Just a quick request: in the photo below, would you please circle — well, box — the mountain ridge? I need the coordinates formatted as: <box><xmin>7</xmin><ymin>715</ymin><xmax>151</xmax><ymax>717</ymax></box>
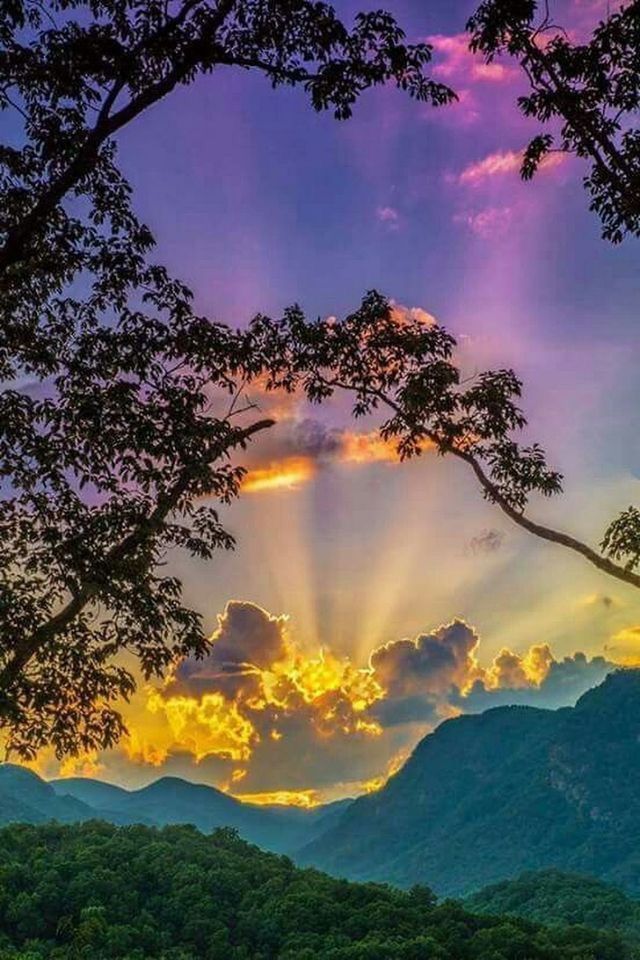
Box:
<box><xmin>0</xmin><ymin>763</ymin><xmax>351</xmax><ymax>854</ymax></box>
<box><xmin>298</xmin><ymin>669</ymin><xmax>640</xmax><ymax>896</ymax></box>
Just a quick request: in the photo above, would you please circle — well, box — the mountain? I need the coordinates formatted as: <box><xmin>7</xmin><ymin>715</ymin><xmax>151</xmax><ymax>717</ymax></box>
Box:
<box><xmin>0</xmin><ymin>821</ymin><xmax>632</xmax><ymax>960</ymax></box>
<box><xmin>52</xmin><ymin>774</ymin><xmax>349</xmax><ymax>851</ymax></box>
<box><xmin>467</xmin><ymin>869</ymin><xmax>640</xmax><ymax>943</ymax></box>
<box><xmin>0</xmin><ymin>764</ymin><xmax>96</xmax><ymax>825</ymax></box>
<box><xmin>299</xmin><ymin>669</ymin><xmax>640</xmax><ymax>896</ymax></box>
<box><xmin>0</xmin><ymin>764</ymin><xmax>348</xmax><ymax>854</ymax></box>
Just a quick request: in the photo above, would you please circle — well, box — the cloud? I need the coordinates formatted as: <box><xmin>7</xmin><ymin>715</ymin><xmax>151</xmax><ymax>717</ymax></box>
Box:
<box><xmin>454</xmin><ymin>205</ymin><xmax>514</xmax><ymax>238</ymax></box>
<box><xmin>241</xmin><ymin>457</ymin><xmax>316</xmax><ymax>493</ymax></box>
<box><xmin>469</xmin><ymin>529</ymin><xmax>505</xmax><ymax>554</ymax></box>
<box><xmin>390</xmin><ymin>303</ymin><xmax>437</xmax><ymax>328</ymax></box>
<box><xmin>458</xmin><ymin>148</ymin><xmax>565</xmax><ymax>186</ymax></box>
<box><xmin>457</xmin><ymin>651</ymin><xmax>613</xmax><ymax>713</ymax></box>
<box><xmin>171</xmin><ymin>600</ymin><xmax>290</xmax><ymax>697</ymax></box>
<box><xmin>606</xmin><ymin>625</ymin><xmax>640</xmax><ymax>664</ymax></box>
<box><xmin>376</xmin><ymin>205</ymin><xmax>401</xmax><ymax>230</ymax></box>
<box><xmin>32</xmin><ymin>601</ymin><xmax>630</xmax><ymax>803</ymax></box>
<box><xmin>368</xmin><ymin>620</ymin><xmax>483</xmax><ymax>726</ymax></box>
<box><xmin>142</xmin><ymin>601</ymin><xmax>392</xmax><ymax>797</ymax></box>
<box><xmin>234</xmin><ymin>305</ymin><xmax>439</xmax><ymax>496</ymax></box>
<box><xmin>429</xmin><ymin>34</ymin><xmax>516</xmax><ymax>84</ymax></box>
<box><xmin>239</xmin><ymin>415</ymin><xmax>435</xmax><ymax>495</ymax></box>
<box><xmin>371</xmin><ymin>620</ymin><xmax>482</xmax><ymax>699</ymax></box>
<box><xmin>140</xmin><ymin>609</ymin><xmax>620</xmax><ymax>798</ymax></box>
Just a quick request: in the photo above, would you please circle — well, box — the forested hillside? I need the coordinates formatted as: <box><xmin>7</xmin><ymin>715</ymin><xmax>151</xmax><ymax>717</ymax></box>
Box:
<box><xmin>301</xmin><ymin>671</ymin><xmax>640</xmax><ymax>895</ymax></box>
<box><xmin>0</xmin><ymin>822</ymin><xmax>632</xmax><ymax>960</ymax></box>
<box><xmin>467</xmin><ymin>870</ymin><xmax>640</xmax><ymax>944</ymax></box>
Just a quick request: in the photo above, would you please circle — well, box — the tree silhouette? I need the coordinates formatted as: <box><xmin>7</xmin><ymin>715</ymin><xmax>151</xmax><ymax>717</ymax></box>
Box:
<box><xmin>250</xmin><ymin>292</ymin><xmax>640</xmax><ymax>592</ymax></box>
<box><xmin>468</xmin><ymin>0</ymin><xmax>640</xmax><ymax>242</ymax></box>
<box><xmin>0</xmin><ymin>0</ymin><xmax>454</xmax><ymax>757</ymax></box>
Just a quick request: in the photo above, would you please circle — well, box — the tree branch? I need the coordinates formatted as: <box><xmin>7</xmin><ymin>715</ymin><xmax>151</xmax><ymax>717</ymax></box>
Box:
<box><xmin>0</xmin><ymin>415</ymin><xmax>274</xmax><ymax>699</ymax></box>
<box><xmin>453</xmin><ymin>445</ymin><xmax>640</xmax><ymax>590</ymax></box>
<box><xmin>364</xmin><ymin>382</ymin><xmax>640</xmax><ymax>591</ymax></box>
<box><xmin>0</xmin><ymin>0</ymin><xmax>237</xmax><ymax>275</ymax></box>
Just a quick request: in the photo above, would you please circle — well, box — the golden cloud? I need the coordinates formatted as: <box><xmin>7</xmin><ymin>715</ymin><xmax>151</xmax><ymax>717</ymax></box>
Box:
<box><xmin>108</xmin><ymin>603</ymin><xmax>613</xmax><ymax>804</ymax></box>
<box><xmin>241</xmin><ymin>456</ymin><xmax>317</xmax><ymax>493</ymax></box>
<box><xmin>240</xmin><ymin>426</ymin><xmax>436</xmax><ymax>495</ymax></box>
<box><xmin>606</xmin><ymin>626</ymin><xmax>640</xmax><ymax>665</ymax></box>
<box><xmin>25</xmin><ymin>603</ymin><xmax>619</xmax><ymax>805</ymax></box>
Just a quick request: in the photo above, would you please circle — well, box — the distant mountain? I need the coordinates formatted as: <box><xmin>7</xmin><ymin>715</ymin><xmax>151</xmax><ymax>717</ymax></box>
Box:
<box><xmin>299</xmin><ymin>670</ymin><xmax>640</xmax><ymax>896</ymax></box>
<box><xmin>0</xmin><ymin>765</ymin><xmax>96</xmax><ymax>825</ymax></box>
<box><xmin>52</xmin><ymin>774</ymin><xmax>350</xmax><ymax>851</ymax></box>
<box><xmin>467</xmin><ymin>870</ymin><xmax>640</xmax><ymax>943</ymax></box>
<box><xmin>50</xmin><ymin>775</ymin><xmax>131</xmax><ymax>812</ymax></box>
<box><xmin>0</xmin><ymin>763</ymin><xmax>349</xmax><ymax>854</ymax></box>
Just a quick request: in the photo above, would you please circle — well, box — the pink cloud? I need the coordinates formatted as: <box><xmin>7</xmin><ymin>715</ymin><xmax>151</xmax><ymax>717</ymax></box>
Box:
<box><xmin>460</xmin><ymin>149</ymin><xmax>522</xmax><ymax>184</ymax></box>
<box><xmin>429</xmin><ymin>34</ymin><xmax>517</xmax><ymax>84</ymax></box>
<box><xmin>454</xmin><ymin>206</ymin><xmax>514</xmax><ymax>239</ymax></box>
<box><xmin>459</xmin><ymin>148</ymin><xmax>565</xmax><ymax>185</ymax></box>
<box><xmin>376</xmin><ymin>205</ymin><xmax>401</xmax><ymax>230</ymax></box>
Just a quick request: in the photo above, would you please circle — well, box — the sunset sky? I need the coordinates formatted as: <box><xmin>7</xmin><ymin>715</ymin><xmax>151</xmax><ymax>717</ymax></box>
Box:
<box><xmin>32</xmin><ymin>0</ymin><xmax>640</xmax><ymax>803</ymax></box>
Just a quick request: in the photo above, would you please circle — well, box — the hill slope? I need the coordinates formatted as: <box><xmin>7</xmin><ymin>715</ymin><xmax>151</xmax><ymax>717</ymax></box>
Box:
<box><xmin>0</xmin><ymin>764</ymin><xmax>97</xmax><ymax>825</ymax></box>
<box><xmin>52</xmin><ymin>773</ymin><xmax>346</xmax><ymax>851</ymax></box>
<box><xmin>0</xmin><ymin>821</ymin><xmax>632</xmax><ymax>960</ymax></box>
<box><xmin>300</xmin><ymin>670</ymin><xmax>640</xmax><ymax>896</ymax></box>
<box><xmin>467</xmin><ymin>870</ymin><xmax>640</xmax><ymax>942</ymax></box>
<box><xmin>0</xmin><ymin>766</ymin><xmax>352</xmax><ymax>854</ymax></box>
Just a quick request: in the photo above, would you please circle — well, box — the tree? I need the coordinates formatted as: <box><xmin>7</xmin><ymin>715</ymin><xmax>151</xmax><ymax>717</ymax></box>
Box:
<box><xmin>467</xmin><ymin>0</ymin><xmax>640</xmax><ymax>243</ymax></box>
<box><xmin>0</xmin><ymin>821</ymin><xmax>632</xmax><ymax>959</ymax></box>
<box><xmin>249</xmin><ymin>291</ymin><xmax>640</xmax><ymax>592</ymax></box>
<box><xmin>0</xmin><ymin>0</ymin><xmax>455</xmax><ymax>757</ymax></box>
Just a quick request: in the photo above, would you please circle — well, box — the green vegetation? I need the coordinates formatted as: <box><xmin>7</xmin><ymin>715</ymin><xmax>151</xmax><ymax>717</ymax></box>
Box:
<box><xmin>0</xmin><ymin>821</ymin><xmax>633</xmax><ymax>960</ymax></box>
<box><xmin>467</xmin><ymin>870</ymin><xmax>640</xmax><ymax>944</ymax></box>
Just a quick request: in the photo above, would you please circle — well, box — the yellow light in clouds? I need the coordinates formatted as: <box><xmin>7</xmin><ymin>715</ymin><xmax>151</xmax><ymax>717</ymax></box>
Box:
<box><xmin>146</xmin><ymin>689</ymin><xmax>256</xmax><ymax>762</ymax></box>
<box><xmin>340</xmin><ymin>431</ymin><xmax>434</xmax><ymax>465</ymax></box>
<box><xmin>287</xmin><ymin>648</ymin><xmax>381</xmax><ymax>707</ymax></box>
<box><xmin>340</xmin><ymin>431</ymin><xmax>402</xmax><ymax>464</ymax></box>
<box><xmin>233</xmin><ymin>789</ymin><xmax>321</xmax><ymax>808</ymax></box>
<box><xmin>58</xmin><ymin>752</ymin><xmax>103</xmax><ymax>779</ymax></box>
<box><xmin>607</xmin><ymin>626</ymin><xmax>640</xmax><ymax>665</ymax></box>
<box><xmin>241</xmin><ymin>457</ymin><xmax>315</xmax><ymax>493</ymax></box>
<box><xmin>358</xmin><ymin>748</ymin><xmax>410</xmax><ymax>795</ymax></box>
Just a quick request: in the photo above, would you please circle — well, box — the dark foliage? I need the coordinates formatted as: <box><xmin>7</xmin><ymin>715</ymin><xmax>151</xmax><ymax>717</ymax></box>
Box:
<box><xmin>0</xmin><ymin>820</ymin><xmax>632</xmax><ymax>959</ymax></box>
<box><xmin>468</xmin><ymin>0</ymin><xmax>640</xmax><ymax>242</ymax></box>
<box><xmin>0</xmin><ymin>1</ymin><xmax>454</xmax><ymax>757</ymax></box>
<box><xmin>467</xmin><ymin>869</ymin><xmax>640</xmax><ymax>945</ymax></box>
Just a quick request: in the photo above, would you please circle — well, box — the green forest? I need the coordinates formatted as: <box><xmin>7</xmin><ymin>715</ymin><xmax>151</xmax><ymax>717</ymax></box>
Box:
<box><xmin>0</xmin><ymin>822</ymin><xmax>634</xmax><ymax>960</ymax></box>
<box><xmin>467</xmin><ymin>870</ymin><xmax>640</xmax><ymax>944</ymax></box>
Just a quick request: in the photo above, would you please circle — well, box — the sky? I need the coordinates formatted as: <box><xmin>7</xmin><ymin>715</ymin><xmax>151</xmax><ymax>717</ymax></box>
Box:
<box><xmin>30</xmin><ymin>0</ymin><xmax>640</xmax><ymax>804</ymax></box>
